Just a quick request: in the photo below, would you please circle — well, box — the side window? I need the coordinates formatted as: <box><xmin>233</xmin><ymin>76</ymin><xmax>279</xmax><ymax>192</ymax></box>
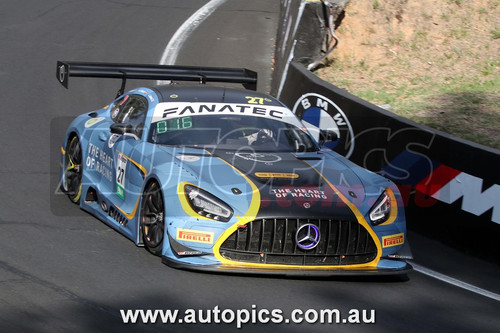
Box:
<box><xmin>110</xmin><ymin>95</ymin><xmax>148</xmax><ymax>138</ymax></box>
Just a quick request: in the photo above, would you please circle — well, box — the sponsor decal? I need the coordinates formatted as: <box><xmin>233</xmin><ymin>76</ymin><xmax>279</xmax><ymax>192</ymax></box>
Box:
<box><xmin>84</xmin><ymin>117</ymin><xmax>105</xmax><ymax>128</ymax></box>
<box><xmin>176</xmin><ymin>228</ymin><xmax>214</xmax><ymax>244</ymax></box>
<box><xmin>269</xmin><ymin>187</ymin><xmax>328</xmax><ymax>200</ymax></box>
<box><xmin>292</xmin><ymin>93</ymin><xmax>354</xmax><ymax>158</ymax></box>
<box><xmin>255</xmin><ymin>172</ymin><xmax>299</xmax><ymax>179</ymax></box>
<box><xmin>382</xmin><ymin>233</ymin><xmax>404</xmax><ymax>248</ymax></box>
<box><xmin>136</xmin><ymin>90</ymin><xmax>155</xmax><ymax>103</ymax></box>
<box><xmin>153</xmin><ymin>102</ymin><xmax>292</xmax><ymax>124</ymax></box>
<box><xmin>108</xmin><ymin>133</ymin><xmax>121</xmax><ymax>148</ymax></box>
<box><xmin>384</xmin><ymin>150</ymin><xmax>500</xmax><ymax>224</ymax></box>
<box><xmin>116</xmin><ymin>153</ymin><xmax>127</xmax><ymax>199</ymax></box>
<box><xmin>177</xmin><ymin>250</ymin><xmax>203</xmax><ymax>256</ymax></box>
<box><xmin>176</xmin><ymin>155</ymin><xmax>201</xmax><ymax>162</ymax></box>
<box><xmin>86</xmin><ymin>142</ymin><xmax>113</xmax><ymax>182</ymax></box>
<box><xmin>430</xmin><ymin>172</ymin><xmax>500</xmax><ymax>224</ymax></box>
<box><xmin>111</xmin><ymin>107</ymin><xmax>120</xmax><ymax>119</ymax></box>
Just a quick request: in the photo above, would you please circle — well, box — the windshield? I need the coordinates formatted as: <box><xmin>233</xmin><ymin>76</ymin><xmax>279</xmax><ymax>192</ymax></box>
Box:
<box><xmin>149</xmin><ymin>115</ymin><xmax>318</xmax><ymax>152</ymax></box>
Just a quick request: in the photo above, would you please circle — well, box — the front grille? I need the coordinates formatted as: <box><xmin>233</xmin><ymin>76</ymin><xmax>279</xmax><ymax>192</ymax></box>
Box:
<box><xmin>219</xmin><ymin>219</ymin><xmax>377</xmax><ymax>266</ymax></box>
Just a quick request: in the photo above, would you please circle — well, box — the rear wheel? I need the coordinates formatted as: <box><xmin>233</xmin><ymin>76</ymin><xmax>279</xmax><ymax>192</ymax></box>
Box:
<box><xmin>64</xmin><ymin>135</ymin><xmax>82</xmax><ymax>203</ymax></box>
<box><xmin>140</xmin><ymin>181</ymin><xmax>165</xmax><ymax>256</ymax></box>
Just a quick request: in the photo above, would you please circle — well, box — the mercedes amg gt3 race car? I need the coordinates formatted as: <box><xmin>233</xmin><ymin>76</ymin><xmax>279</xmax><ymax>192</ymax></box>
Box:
<box><xmin>57</xmin><ymin>61</ymin><xmax>412</xmax><ymax>275</ymax></box>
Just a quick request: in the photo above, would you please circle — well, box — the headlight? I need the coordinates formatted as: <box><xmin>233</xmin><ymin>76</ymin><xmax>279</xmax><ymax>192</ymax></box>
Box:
<box><xmin>369</xmin><ymin>190</ymin><xmax>391</xmax><ymax>225</ymax></box>
<box><xmin>184</xmin><ymin>185</ymin><xmax>233</xmax><ymax>222</ymax></box>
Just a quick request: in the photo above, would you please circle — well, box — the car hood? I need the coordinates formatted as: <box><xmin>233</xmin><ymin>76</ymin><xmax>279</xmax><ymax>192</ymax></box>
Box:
<box><xmin>159</xmin><ymin>147</ymin><xmax>379</xmax><ymax>221</ymax></box>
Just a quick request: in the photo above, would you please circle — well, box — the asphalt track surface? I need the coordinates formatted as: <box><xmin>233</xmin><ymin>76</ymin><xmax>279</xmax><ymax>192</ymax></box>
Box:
<box><xmin>1</xmin><ymin>1</ymin><xmax>499</xmax><ymax>332</ymax></box>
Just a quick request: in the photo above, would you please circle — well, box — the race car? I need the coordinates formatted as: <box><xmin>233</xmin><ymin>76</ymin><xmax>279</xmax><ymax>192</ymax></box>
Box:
<box><xmin>57</xmin><ymin>61</ymin><xmax>412</xmax><ymax>275</ymax></box>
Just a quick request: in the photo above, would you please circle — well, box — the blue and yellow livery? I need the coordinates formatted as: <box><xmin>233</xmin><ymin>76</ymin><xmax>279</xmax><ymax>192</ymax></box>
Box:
<box><xmin>58</xmin><ymin>61</ymin><xmax>411</xmax><ymax>275</ymax></box>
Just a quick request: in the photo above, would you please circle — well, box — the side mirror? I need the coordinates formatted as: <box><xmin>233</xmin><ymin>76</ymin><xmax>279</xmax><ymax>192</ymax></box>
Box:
<box><xmin>319</xmin><ymin>129</ymin><xmax>338</xmax><ymax>146</ymax></box>
<box><xmin>110</xmin><ymin>123</ymin><xmax>138</xmax><ymax>139</ymax></box>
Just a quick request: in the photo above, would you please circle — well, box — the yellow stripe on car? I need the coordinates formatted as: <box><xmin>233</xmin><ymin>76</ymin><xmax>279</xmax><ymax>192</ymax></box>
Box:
<box><xmin>115</xmin><ymin>149</ymin><xmax>148</xmax><ymax>175</ymax></box>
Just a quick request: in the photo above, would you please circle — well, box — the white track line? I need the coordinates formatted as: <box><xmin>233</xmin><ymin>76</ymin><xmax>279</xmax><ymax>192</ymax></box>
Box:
<box><xmin>277</xmin><ymin>1</ymin><xmax>306</xmax><ymax>99</ymax></box>
<box><xmin>410</xmin><ymin>262</ymin><xmax>500</xmax><ymax>302</ymax></box>
<box><xmin>159</xmin><ymin>0</ymin><xmax>227</xmax><ymax>66</ymax></box>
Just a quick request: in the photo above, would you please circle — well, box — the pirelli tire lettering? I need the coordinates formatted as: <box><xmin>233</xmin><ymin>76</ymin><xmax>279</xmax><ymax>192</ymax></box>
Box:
<box><xmin>293</xmin><ymin>93</ymin><xmax>355</xmax><ymax>158</ymax></box>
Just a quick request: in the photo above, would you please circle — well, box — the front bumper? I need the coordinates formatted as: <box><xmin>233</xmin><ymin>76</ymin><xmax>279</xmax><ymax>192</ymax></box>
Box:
<box><xmin>162</xmin><ymin>256</ymin><xmax>413</xmax><ymax>276</ymax></box>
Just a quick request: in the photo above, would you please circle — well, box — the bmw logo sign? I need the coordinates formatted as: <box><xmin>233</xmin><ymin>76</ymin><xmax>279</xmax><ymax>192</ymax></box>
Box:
<box><xmin>292</xmin><ymin>93</ymin><xmax>355</xmax><ymax>158</ymax></box>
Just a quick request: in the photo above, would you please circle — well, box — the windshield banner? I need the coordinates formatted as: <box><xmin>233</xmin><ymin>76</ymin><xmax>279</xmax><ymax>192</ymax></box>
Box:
<box><xmin>152</xmin><ymin>102</ymin><xmax>299</xmax><ymax>125</ymax></box>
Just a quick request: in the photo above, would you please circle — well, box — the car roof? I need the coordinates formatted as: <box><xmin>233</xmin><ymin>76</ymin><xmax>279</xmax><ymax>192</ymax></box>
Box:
<box><xmin>149</xmin><ymin>85</ymin><xmax>284</xmax><ymax>106</ymax></box>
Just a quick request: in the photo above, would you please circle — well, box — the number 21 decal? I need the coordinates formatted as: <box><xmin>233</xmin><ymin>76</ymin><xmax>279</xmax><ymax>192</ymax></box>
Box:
<box><xmin>116</xmin><ymin>153</ymin><xmax>128</xmax><ymax>199</ymax></box>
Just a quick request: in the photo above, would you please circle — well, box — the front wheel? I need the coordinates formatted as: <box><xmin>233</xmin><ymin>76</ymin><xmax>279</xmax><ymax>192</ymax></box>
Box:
<box><xmin>140</xmin><ymin>181</ymin><xmax>165</xmax><ymax>256</ymax></box>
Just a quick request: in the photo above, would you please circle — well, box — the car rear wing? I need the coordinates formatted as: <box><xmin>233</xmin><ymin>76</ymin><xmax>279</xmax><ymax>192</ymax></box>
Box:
<box><xmin>56</xmin><ymin>61</ymin><xmax>258</xmax><ymax>96</ymax></box>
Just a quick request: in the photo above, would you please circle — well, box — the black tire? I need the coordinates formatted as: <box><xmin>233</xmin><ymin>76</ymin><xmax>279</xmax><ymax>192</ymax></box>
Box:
<box><xmin>64</xmin><ymin>135</ymin><xmax>83</xmax><ymax>204</ymax></box>
<box><xmin>140</xmin><ymin>181</ymin><xmax>165</xmax><ymax>256</ymax></box>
